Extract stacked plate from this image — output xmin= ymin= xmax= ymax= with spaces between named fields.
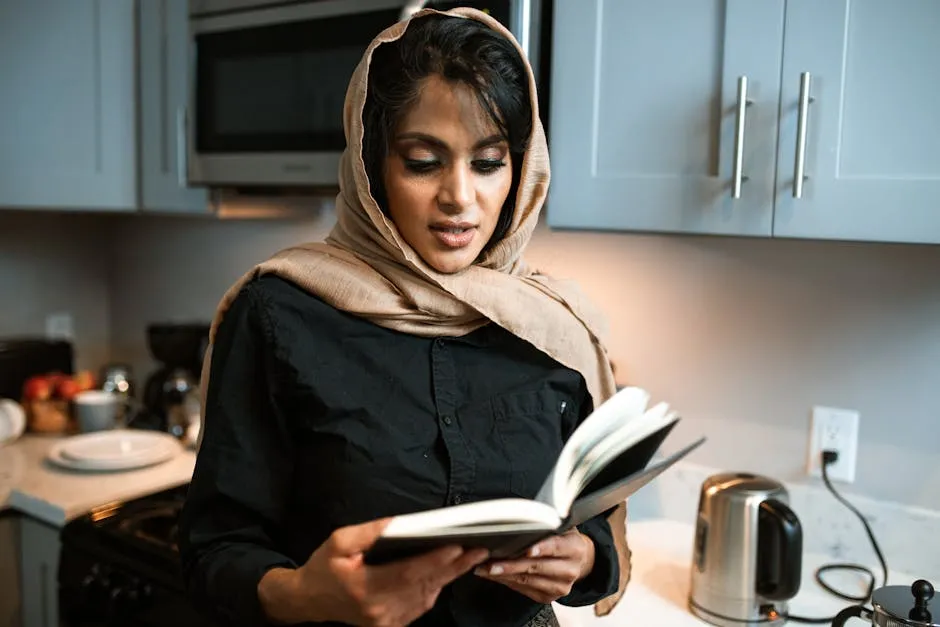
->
xmin=47 ymin=429 xmax=181 ymax=472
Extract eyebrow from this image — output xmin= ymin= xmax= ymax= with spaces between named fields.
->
xmin=395 ymin=132 xmax=506 ymax=151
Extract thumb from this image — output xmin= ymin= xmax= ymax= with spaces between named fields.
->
xmin=329 ymin=517 xmax=392 ymax=556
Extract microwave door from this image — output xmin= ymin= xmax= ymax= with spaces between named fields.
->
xmin=188 ymin=0 xmax=406 ymax=187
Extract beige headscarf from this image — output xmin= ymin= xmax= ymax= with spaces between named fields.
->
xmin=202 ymin=7 xmax=630 ymax=615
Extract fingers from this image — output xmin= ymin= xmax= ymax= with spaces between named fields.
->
xmin=498 ymin=577 xmax=572 ymax=604
xmin=474 ymin=558 xmax=580 ymax=582
xmin=524 ymin=528 xmax=584 ymax=559
xmin=374 ymin=545 xmax=489 ymax=590
xmin=329 ymin=518 xmax=393 ymax=556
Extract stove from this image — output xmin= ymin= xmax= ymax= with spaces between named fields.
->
xmin=58 ymin=484 xmax=218 ymax=626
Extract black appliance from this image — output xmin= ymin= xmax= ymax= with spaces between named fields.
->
xmin=134 ymin=324 xmax=209 ymax=434
xmin=187 ymin=0 xmax=552 ymax=189
xmin=58 ymin=484 xmax=218 ymax=626
xmin=0 ymin=337 xmax=73 ymax=399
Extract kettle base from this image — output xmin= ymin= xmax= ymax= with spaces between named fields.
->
xmin=688 ymin=598 xmax=787 ymax=627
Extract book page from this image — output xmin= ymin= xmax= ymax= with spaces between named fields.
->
xmin=381 ymin=498 xmax=561 ymax=538
xmin=535 ymin=387 xmax=651 ymax=509
xmin=562 ymin=404 xmax=678 ymax=510
xmin=562 ymin=436 xmax=706 ymax=529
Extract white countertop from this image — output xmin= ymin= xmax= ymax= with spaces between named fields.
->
xmin=552 ymin=519 xmax=922 ymax=627
xmin=0 ymin=433 xmax=195 ymax=526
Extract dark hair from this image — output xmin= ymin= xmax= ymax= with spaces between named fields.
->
xmin=361 ymin=13 xmax=533 ymax=247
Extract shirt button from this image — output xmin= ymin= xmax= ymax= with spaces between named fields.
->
xmin=442 ymin=415 xmax=453 ymax=426
xmin=452 ymin=494 xmax=463 ymax=505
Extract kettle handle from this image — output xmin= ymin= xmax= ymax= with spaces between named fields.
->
xmin=756 ymin=498 xmax=803 ymax=601
xmin=832 ymin=605 xmax=871 ymax=626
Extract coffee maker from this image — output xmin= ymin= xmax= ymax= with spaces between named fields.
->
xmin=135 ymin=323 xmax=209 ymax=439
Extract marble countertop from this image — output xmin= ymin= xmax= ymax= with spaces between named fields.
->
xmin=0 ymin=433 xmax=195 ymax=526
xmin=552 ymin=519 xmax=925 ymax=627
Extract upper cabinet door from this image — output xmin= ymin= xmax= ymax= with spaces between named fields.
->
xmin=775 ymin=0 xmax=940 ymax=244
xmin=546 ymin=0 xmax=785 ymax=236
xmin=0 ymin=0 xmax=136 ymax=211
xmin=139 ymin=0 xmax=210 ymax=213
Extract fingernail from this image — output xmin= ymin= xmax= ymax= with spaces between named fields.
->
xmin=489 ymin=565 xmax=504 ymax=575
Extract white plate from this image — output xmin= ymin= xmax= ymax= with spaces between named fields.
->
xmin=60 ymin=430 xmax=177 ymax=463
xmin=47 ymin=431 xmax=180 ymax=472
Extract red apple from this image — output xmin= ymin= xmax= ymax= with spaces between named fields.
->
xmin=22 ymin=376 xmax=52 ymax=401
xmin=73 ymin=370 xmax=96 ymax=391
xmin=55 ymin=378 xmax=82 ymax=402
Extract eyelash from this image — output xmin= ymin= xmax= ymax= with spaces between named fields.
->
xmin=403 ymin=159 xmax=507 ymax=176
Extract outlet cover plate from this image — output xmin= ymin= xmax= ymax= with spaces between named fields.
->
xmin=807 ymin=405 xmax=859 ymax=483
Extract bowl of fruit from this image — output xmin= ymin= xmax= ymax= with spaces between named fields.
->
xmin=21 ymin=371 xmax=97 ymax=434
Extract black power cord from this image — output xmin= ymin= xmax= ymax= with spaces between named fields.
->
xmin=787 ymin=450 xmax=890 ymax=624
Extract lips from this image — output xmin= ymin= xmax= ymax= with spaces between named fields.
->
xmin=430 ymin=222 xmax=477 ymax=249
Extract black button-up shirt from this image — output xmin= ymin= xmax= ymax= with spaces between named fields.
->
xmin=179 ymin=275 xmax=619 ymax=627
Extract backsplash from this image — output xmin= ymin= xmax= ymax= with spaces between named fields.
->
xmin=4 ymin=206 xmax=939 ymax=513
xmin=0 ymin=211 xmax=113 ymax=370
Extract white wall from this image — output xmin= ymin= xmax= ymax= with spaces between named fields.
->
xmin=105 ymin=210 xmax=940 ymax=511
xmin=0 ymin=211 xmax=113 ymax=370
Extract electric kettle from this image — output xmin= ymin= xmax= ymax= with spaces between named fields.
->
xmin=688 ymin=472 xmax=803 ymax=627
xmin=833 ymin=578 xmax=936 ymax=627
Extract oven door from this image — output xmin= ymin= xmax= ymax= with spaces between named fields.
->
xmin=188 ymin=0 xmax=408 ymax=187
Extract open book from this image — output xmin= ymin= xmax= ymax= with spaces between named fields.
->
xmin=363 ymin=386 xmax=705 ymax=565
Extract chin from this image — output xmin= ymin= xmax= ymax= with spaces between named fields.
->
xmin=426 ymin=250 xmax=478 ymax=274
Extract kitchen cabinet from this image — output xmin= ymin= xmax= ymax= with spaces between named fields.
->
xmin=0 ymin=0 xmax=210 ymax=214
xmin=18 ymin=516 xmax=58 ymax=627
xmin=773 ymin=0 xmax=940 ymax=243
xmin=547 ymin=0 xmax=940 ymax=244
xmin=0 ymin=514 xmax=22 ymax=627
xmin=547 ymin=0 xmax=784 ymax=237
xmin=139 ymin=0 xmax=210 ymax=214
xmin=0 ymin=0 xmax=137 ymax=211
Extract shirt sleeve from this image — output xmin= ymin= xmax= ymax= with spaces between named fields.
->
xmin=555 ymin=384 xmax=621 ymax=606
xmin=178 ymin=281 xmax=298 ymax=627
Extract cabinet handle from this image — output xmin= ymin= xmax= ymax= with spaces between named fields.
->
xmin=793 ymin=72 xmax=814 ymax=198
xmin=732 ymin=76 xmax=752 ymax=199
xmin=176 ymin=107 xmax=189 ymax=188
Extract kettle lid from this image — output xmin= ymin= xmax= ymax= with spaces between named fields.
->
xmin=872 ymin=579 xmax=937 ymax=626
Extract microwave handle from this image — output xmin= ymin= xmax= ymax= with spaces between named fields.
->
xmin=398 ymin=1 xmax=537 ymax=65
xmin=176 ymin=107 xmax=189 ymax=188
xmin=399 ymin=0 xmax=427 ymax=21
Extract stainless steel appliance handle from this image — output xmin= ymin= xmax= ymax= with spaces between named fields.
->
xmin=176 ymin=107 xmax=189 ymax=188
xmin=400 ymin=0 xmax=428 ymax=21
xmin=732 ymin=76 xmax=752 ymax=199
xmin=399 ymin=1 xmax=537 ymax=63
xmin=793 ymin=72 xmax=813 ymax=199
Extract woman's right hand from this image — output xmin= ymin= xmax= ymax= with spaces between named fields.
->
xmin=259 ymin=518 xmax=489 ymax=627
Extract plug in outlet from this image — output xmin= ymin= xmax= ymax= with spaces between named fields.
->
xmin=807 ymin=406 xmax=859 ymax=482
xmin=45 ymin=312 xmax=74 ymax=341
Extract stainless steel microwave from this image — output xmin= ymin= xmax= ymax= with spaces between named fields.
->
xmin=187 ymin=0 xmax=548 ymax=189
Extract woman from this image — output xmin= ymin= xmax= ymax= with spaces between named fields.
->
xmin=179 ymin=7 xmax=631 ymax=627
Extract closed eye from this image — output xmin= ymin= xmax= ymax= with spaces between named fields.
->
xmin=403 ymin=159 xmax=440 ymax=174
xmin=472 ymin=159 xmax=507 ymax=175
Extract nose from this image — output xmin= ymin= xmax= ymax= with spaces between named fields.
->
xmin=437 ymin=162 xmax=475 ymax=213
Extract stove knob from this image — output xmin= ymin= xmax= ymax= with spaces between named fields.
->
xmin=108 ymin=577 xmax=150 ymax=617
xmin=80 ymin=564 xmax=112 ymax=610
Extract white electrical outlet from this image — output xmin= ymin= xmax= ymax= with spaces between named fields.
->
xmin=45 ymin=312 xmax=74 ymax=341
xmin=807 ymin=406 xmax=859 ymax=482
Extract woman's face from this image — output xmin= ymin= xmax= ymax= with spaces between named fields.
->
xmin=383 ymin=75 xmax=513 ymax=274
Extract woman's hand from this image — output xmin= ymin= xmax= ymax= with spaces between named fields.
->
xmin=258 ymin=518 xmax=489 ymax=627
xmin=473 ymin=528 xmax=595 ymax=604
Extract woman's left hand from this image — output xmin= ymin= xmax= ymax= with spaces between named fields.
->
xmin=473 ymin=528 xmax=595 ymax=603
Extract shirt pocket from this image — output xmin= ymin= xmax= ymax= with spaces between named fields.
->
xmin=490 ymin=388 xmax=577 ymax=499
